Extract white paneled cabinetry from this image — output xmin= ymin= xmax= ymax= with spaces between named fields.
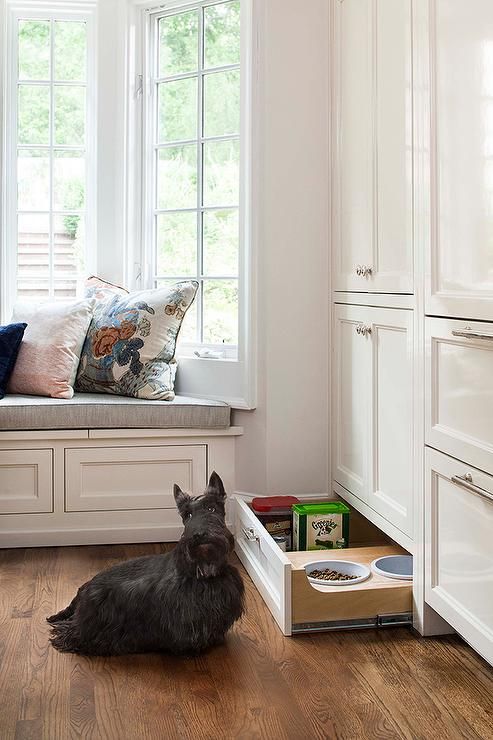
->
xmin=333 ymin=0 xmax=413 ymax=293
xmin=332 ymin=0 xmax=493 ymax=665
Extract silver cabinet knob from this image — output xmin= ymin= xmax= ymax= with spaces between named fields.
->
xmin=356 ymin=324 xmax=372 ymax=336
xmin=356 ymin=265 xmax=373 ymax=278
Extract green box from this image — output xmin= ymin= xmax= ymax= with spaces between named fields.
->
xmin=292 ymin=502 xmax=350 ymax=551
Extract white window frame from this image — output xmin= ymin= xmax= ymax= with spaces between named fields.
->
xmin=1 ymin=0 xmax=97 ymax=319
xmin=128 ymin=0 xmax=256 ymax=408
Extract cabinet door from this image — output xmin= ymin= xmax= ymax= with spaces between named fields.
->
xmin=0 ymin=449 xmax=53 ymax=514
xmin=333 ymin=0 xmax=413 ymax=293
xmin=333 ymin=0 xmax=373 ymax=290
xmin=425 ymin=448 xmax=493 ymax=666
xmin=333 ymin=304 xmax=371 ymax=503
xmin=368 ymin=306 xmax=414 ymax=537
xmin=426 ymin=0 xmax=493 ymax=320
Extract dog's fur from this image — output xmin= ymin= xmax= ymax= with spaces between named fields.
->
xmin=47 ymin=472 xmax=244 ymax=656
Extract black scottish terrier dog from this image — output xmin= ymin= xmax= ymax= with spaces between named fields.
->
xmin=47 ymin=472 xmax=244 ymax=656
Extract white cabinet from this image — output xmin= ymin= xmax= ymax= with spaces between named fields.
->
xmin=426 ymin=317 xmax=493 ymax=475
xmin=333 ymin=0 xmax=413 ymax=294
xmin=425 ymin=448 xmax=493 ymax=666
xmin=0 ymin=449 xmax=53 ymax=514
xmin=426 ymin=0 xmax=493 ymax=321
xmin=333 ymin=304 xmax=414 ymax=540
xmin=65 ymin=445 xmax=207 ymax=512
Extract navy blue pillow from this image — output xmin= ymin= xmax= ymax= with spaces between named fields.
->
xmin=0 ymin=323 xmax=27 ymax=399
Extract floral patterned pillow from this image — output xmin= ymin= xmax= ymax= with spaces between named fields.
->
xmin=75 ymin=279 xmax=198 ymax=400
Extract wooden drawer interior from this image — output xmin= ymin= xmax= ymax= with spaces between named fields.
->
xmin=234 ymin=496 xmax=413 ymax=635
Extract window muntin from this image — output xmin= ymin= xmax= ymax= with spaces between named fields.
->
xmin=149 ymin=0 xmax=241 ymax=350
xmin=14 ymin=17 xmax=89 ymax=302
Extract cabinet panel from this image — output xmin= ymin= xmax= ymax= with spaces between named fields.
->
xmin=333 ymin=304 xmax=371 ymax=502
xmin=375 ymin=0 xmax=413 ymax=293
xmin=427 ymin=0 xmax=493 ymax=320
xmin=334 ymin=0 xmax=413 ymax=293
xmin=369 ymin=307 xmax=413 ymax=537
xmin=0 ymin=449 xmax=53 ymax=514
xmin=335 ymin=0 xmax=373 ymax=288
xmin=426 ymin=317 xmax=493 ymax=475
xmin=65 ymin=445 xmax=207 ymax=512
xmin=425 ymin=448 xmax=493 ymax=665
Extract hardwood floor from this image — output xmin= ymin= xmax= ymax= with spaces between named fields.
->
xmin=0 ymin=543 xmax=492 ymax=740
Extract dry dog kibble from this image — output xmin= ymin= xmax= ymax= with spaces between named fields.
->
xmin=309 ymin=568 xmax=358 ymax=581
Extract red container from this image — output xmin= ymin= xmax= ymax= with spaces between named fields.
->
xmin=251 ymin=496 xmax=300 ymax=549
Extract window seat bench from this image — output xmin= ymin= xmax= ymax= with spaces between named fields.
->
xmin=0 ymin=394 xmax=242 ymax=549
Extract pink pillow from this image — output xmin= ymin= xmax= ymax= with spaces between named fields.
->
xmin=7 ymin=299 xmax=94 ymax=399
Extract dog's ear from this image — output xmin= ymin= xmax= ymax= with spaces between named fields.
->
xmin=206 ymin=471 xmax=226 ymax=500
xmin=173 ymin=484 xmax=191 ymax=512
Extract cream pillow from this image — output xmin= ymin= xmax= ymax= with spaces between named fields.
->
xmin=7 ymin=299 xmax=94 ymax=399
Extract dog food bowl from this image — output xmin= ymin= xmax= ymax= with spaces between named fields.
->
xmin=371 ymin=555 xmax=413 ymax=580
xmin=304 ymin=560 xmax=371 ymax=586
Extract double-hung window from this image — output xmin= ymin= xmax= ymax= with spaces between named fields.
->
xmin=2 ymin=3 xmax=95 ymax=314
xmin=145 ymin=0 xmax=242 ymax=357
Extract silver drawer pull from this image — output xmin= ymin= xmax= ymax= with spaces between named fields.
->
xmin=451 ymin=474 xmax=493 ymax=504
xmin=242 ymin=526 xmax=260 ymax=542
xmin=452 ymin=328 xmax=493 ymax=341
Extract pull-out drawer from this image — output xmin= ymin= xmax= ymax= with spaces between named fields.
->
xmin=426 ymin=317 xmax=493 ymax=475
xmin=425 ymin=448 xmax=493 ymax=666
xmin=65 ymin=445 xmax=207 ymax=512
xmin=0 ymin=449 xmax=53 ymax=514
xmin=234 ymin=496 xmax=412 ymax=636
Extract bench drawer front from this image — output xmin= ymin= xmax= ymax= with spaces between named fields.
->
xmin=65 ymin=445 xmax=207 ymax=512
xmin=0 ymin=449 xmax=53 ymax=514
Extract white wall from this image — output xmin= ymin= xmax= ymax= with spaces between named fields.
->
xmin=233 ymin=0 xmax=330 ymax=496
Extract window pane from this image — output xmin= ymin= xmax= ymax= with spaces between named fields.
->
xmin=159 ymin=11 xmax=198 ymax=77
xmin=158 ymin=78 xmax=197 ymax=143
xmin=54 ymin=214 xmax=85 ymax=281
xmin=17 ymin=214 xmax=50 ymax=282
xmin=18 ymin=20 xmax=50 ymax=81
xmin=203 ymin=139 xmax=239 ymax=206
xmin=18 ymin=85 xmax=50 ymax=145
xmin=156 ymin=212 xmax=196 ymax=276
xmin=18 ymin=149 xmax=50 ymax=210
xmin=204 ymin=1 xmax=240 ymax=69
xmin=53 ymin=151 xmax=85 ymax=211
xmin=204 ymin=70 xmax=240 ymax=138
xmin=203 ymin=279 xmax=238 ymax=344
xmin=54 ymin=21 xmax=86 ymax=81
xmin=157 ymin=145 xmax=197 ymax=209
xmin=156 ymin=280 xmax=198 ymax=343
xmin=54 ymin=86 xmax=85 ymax=145
xmin=203 ymin=209 xmax=238 ymax=276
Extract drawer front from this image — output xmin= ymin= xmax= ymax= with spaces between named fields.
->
xmin=426 ymin=317 xmax=493 ymax=474
xmin=233 ymin=496 xmax=292 ymax=635
xmin=65 ymin=445 xmax=207 ymax=512
xmin=425 ymin=448 xmax=493 ymax=665
xmin=0 ymin=449 xmax=53 ymax=514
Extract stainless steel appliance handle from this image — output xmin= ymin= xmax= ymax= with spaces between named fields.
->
xmin=451 ymin=473 xmax=493 ymax=504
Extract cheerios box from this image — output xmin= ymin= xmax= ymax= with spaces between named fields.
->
xmin=292 ymin=502 xmax=350 ymax=551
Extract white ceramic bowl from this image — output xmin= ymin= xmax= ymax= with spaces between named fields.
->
xmin=304 ymin=560 xmax=371 ymax=586
xmin=371 ymin=555 xmax=413 ymax=580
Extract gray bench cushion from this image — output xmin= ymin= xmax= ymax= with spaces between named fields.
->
xmin=0 ymin=393 xmax=230 ymax=431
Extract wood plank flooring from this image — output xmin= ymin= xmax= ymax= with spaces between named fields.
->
xmin=0 ymin=543 xmax=492 ymax=740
